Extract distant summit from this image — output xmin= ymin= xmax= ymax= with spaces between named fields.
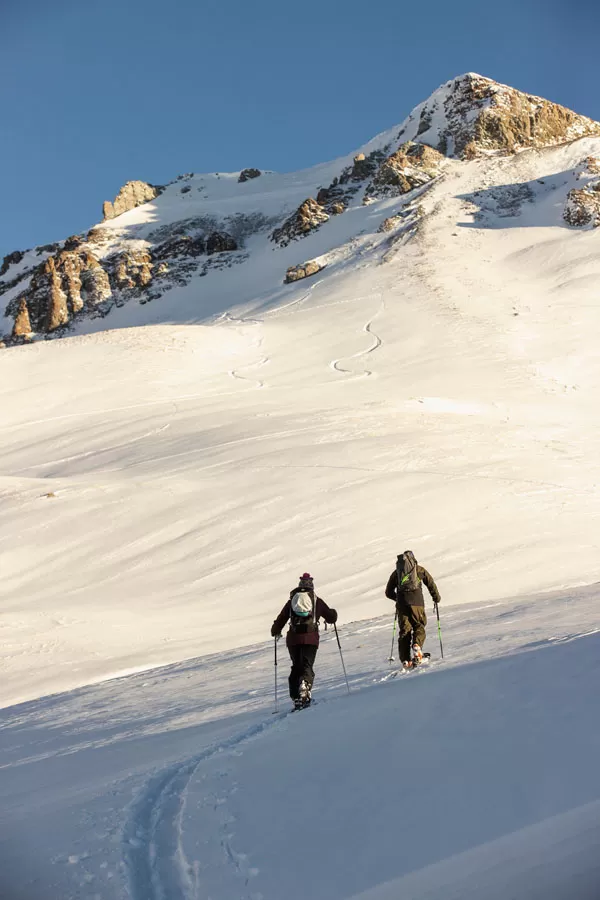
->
xmin=2 ymin=73 xmax=600 ymax=345
xmin=401 ymin=73 xmax=600 ymax=159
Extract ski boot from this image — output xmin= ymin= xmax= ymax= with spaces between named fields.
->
xmin=299 ymin=680 xmax=312 ymax=708
xmin=412 ymin=644 xmax=423 ymax=666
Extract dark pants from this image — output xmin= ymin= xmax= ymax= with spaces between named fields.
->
xmin=288 ymin=644 xmax=318 ymax=699
xmin=397 ymin=604 xmax=427 ymax=663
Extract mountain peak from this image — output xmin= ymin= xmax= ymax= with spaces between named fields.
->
xmin=407 ymin=72 xmax=600 ymax=159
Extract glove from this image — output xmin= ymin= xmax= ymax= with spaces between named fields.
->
xmin=330 ymin=609 xmax=338 ymax=624
xmin=271 ymin=624 xmax=281 ymax=638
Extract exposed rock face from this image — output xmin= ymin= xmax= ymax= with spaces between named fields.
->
xmin=563 ymin=156 xmax=600 ymax=226
xmin=206 ymin=231 xmax=237 ymax=254
xmin=102 ymin=181 xmax=163 ymax=221
xmin=271 ymin=199 xmax=329 ymax=247
xmin=364 ymin=142 xmax=445 ymax=201
xmin=284 ymin=260 xmax=324 ymax=283
xmin=153 ymin=235 xmax=206 ymax=260
xmin=582 ymin=156 xmax=600 ymax=175
xmin=238 ymin=168 xmax=261 ymax=183
xmin=316 ymin=185 xmax=349 ymax=215
xmin=339 ymin=150 xmax=388 ymax=184
xmin=0 ymin=250 xmax=25 ymax=277
xmin=8 ymin=245 xmax=112 ymax=335
xmin=12 ymin=297 xmax=32 ymax=336
xmin=422 ymin=74 xmax=600 ymax=159
xmin=564 ymin=184 xmax=600 ymax=227
xmin=110 ymin=249 xmax=153 ymax=289
xmin=378 ymin=216 xmax=403 ymax=233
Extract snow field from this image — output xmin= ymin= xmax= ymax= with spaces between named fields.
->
xmin=0 ymin=590 xmax=598 ymax=899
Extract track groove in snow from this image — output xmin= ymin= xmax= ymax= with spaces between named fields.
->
xmin=330 ymin=295 xmax=384 ymax=378
xmin=122 ymin=716 xmax=289 ymax=900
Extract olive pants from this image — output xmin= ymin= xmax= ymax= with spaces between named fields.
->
xmin=397 ymin=604 xmax=427 ymax=663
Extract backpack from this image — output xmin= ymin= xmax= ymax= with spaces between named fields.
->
xmin=396 ymin=551 xmax=421 ymax=592
xmin=290 ymin=589 xmax=318 ymax=633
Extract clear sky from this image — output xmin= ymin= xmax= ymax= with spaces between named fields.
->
xmin=1 ymin=0 xmax=599 ymax=259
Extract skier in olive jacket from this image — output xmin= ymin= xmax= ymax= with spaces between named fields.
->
xmin=271 ymin=573 xmax=337 ymax=708
xmin=385 ymin=550 xmax=440 ymax=667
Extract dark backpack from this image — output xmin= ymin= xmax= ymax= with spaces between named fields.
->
xmin=396 ymin=551 xmax=421 ymax=592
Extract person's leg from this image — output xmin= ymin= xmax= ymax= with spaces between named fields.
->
xmin=300 ymin=645 xmax=318 ymax=695
xmin=288 ymin=645 xmax=303 ymax=699
xmin=409 ymin=606 xmax=427 ymax=656
xmin=397 ymin=609 xmax=413 ymax=663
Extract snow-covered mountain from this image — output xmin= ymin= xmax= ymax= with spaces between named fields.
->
xmin=2 ymin=71 xmax=600 ymax=900
xmin=2 ymin=72 xmax=600 ymax=344
xmin=2 ymin=71 xmax=600 ymax=708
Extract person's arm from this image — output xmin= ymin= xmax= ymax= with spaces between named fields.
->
xmin=420 ymin=568 xmax=441 ymax=605
xmin=271 ymin=601 xmax=291 ymax=636
xmin=316 ymin=597 xmax=338 ymax=624
xmin=385 ymin=571 xmax=397 ymax=601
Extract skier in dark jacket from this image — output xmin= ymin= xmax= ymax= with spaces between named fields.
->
xmin=271 ymin=573 xmax=337 ymax=709
xmin=385 ymin=550 xmax=440 ymax=668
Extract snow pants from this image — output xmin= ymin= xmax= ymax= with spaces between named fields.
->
xmin=397 ymin=604 xmax=427 ymax=663
xmin=288 ymin=644 xmax=318 ymax=699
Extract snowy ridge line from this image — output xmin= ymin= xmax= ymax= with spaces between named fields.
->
xmin=122 ymin=713 xmax=290 ymax=900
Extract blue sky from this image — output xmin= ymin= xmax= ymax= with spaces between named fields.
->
xmin=1 ymin=0 xmax=598 ymax=259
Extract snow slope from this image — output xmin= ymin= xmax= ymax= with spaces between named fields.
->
xmin=3 ymin=128 xmax=600 ymax=705
xmin=1 ymin=590 xmax=599 ymax=900
xmin=2 ymin=72 xmax=600 ymax=900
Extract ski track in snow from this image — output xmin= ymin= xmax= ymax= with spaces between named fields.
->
xmin=330 ymin=295 xmax=384 ymax=379
xmin=229 ymin=355 xmax=269 ymax=389
xmin=123 ymin=715 xmax=290 ymax=900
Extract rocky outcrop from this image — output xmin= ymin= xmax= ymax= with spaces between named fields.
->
xmin=238 ymin=168 xmax=261 ymax=183
xmin=102 ymin=180 xmax=163 ymax=221
xmin=563 ymin=157 xmax=600 ymax=227
xmin=316 ymin=185 xmax=349 ymax=215
xmin=271 ymin=199 xmax=329 ymax=247
xmin=0 ymin=250 xmax=25 ymax=278
xmin=378 ymin=215 xmax=403 ymax=233
xmin=110 ymin=249 xmax=153 ymax=289
xmin=3 ymin=220 xmax=244 ymax=340
xmin=364 ymin=142 xmax=445 ymax=201
xmin=284 ymin=260 xmax=324 ymax=283
xmin=8 ymin=244 xmax=112 ymax=335
xmin=564 ymin=184 xmax=600 ymax=227
xmin=153 ymin=234 xmax=206 ymax=260
xmin=582 ymin=156 xmax=600 ymax=175
xmin=12 ymin=297 xmax=32 ymax=337
xmin=206 ymin=231 xmax=237 ymax=254
xmin=422 ymin=74 xmax=600 ymax=159
xmin=339 ymin=150 xmax=389 ymax=184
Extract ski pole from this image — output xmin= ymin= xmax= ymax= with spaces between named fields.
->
xmin=333 ymin=623 xmax=350 ymax=694
xmin=388 ymin=610 xmax=398 ymax=663
xmin=274 ymin=636 xmax=279 ymax=712
xmin=435 ymin=603 xmax=444 ymax=659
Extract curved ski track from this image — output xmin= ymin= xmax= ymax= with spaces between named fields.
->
xmin=330 ymin=295 xmax=384 ymax=379
xmin=122 ymin=715 xmax=288 ymax=900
